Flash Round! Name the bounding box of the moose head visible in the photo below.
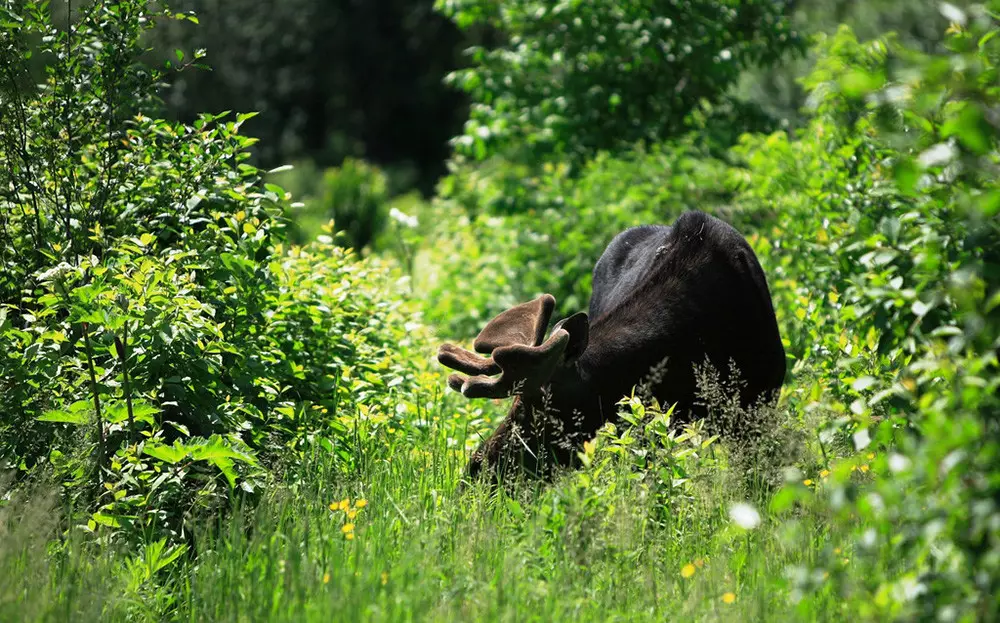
[438,210,787,485]
[438,294,594,480]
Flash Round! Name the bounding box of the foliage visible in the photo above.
[420,140,734,336]
[0,0,431,544]
[757,10,1000,619]
[735,0,952,132]
[276,158,391,251]
[437,0,803,167]
[3,1,1000,621]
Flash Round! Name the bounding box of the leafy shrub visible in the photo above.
[309,158,390,250]
[726,13,1000,619]
[272,158,413,251]
[421,140,736,336]
[0,1,435,544]
[437,0,803,166]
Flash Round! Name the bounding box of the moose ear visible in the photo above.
[551,312,589,362]
[473,294,556,354]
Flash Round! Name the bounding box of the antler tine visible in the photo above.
[438,293,566,400]
[450,329,570,399]
[438,343,501,377]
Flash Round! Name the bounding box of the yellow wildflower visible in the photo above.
[342,523,355,534]
[328,502,337,512]
[803,479,814,486]
[820,469,830,478]
[867,452,875,460]
[681,564,696,579]
[860,464,870,473]
[722,592,736,604]
[346,532,355,541]
[381,572,389,586]
[323,573,330,584]
[339,498,350,511]
[348,510,358,520]
[355,499,368,508]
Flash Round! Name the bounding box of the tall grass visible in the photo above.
[1,382,888,622]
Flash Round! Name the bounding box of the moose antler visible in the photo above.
[437,294,578,399]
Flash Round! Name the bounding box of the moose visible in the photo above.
[438,210,786,483]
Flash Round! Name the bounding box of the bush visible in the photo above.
[727,16,1000,620]
[438,0,803,166]
[0,1,433,544]
[420,138,749,337]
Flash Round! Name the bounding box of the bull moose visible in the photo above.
[438,210,786,483]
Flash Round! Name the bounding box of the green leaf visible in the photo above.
[104,402,130,424]
[840,69,884,98]
[941,104,991,155]
[131,401,160,425]
[143,442,189,465]
[37,406,91,425]
[144,538,188,575]
[769,486,799,514]
[91,512,121,528]
[980,190,1000,217]
[892,158,919,196]
[505,498,525,521]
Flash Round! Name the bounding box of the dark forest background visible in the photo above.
[148,0,947,198]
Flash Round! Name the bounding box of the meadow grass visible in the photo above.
[0,387,891,623]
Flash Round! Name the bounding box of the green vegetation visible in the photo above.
[1,0,999,621]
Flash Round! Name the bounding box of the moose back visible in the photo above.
[438,210,786,482]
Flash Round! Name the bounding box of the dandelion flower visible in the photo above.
[323,573,330,584]
[346,532,355,541]
[342,523,355,534]
[381,572,389,586]
[820,469,830,478]
[328,502,337,511]
[722,592,736,604]
[348,510,357,520]
[355,499,368,508]
[803,479,814,486]
[339,498,351,511]
[867,452,875,460]
[860,464,870,473]
[681,564,696,578]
